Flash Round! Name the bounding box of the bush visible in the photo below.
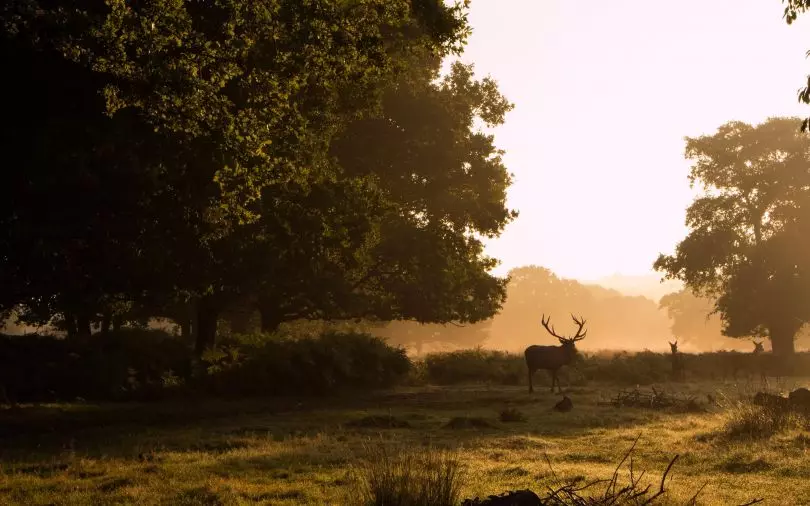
[578,351,670,385]
[422,348,524,385]
[200,331,412,397]
[351,445,464,506]
[0,329,411,402]
[0,329,191,402]
[414,347,810,387]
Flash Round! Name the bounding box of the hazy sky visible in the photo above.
[455,0,810,281]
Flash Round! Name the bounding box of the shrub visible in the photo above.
[0,329,191,402]
[579,351,670,385]
[414,347,810,387]
[201,331,412,397]
[351,445,464,506]
[422,348,524,385]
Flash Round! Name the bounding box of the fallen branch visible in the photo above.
[463,435,760,506]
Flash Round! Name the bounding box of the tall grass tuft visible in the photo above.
[722,401,807,440]
[352,444,465,506]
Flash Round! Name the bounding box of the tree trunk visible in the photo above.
[64,313,78,339]
[76,312,92,338]
[769,325,797,376]
[112,314,123,332]
[195,296,221,356]
[259,307,283,334]
[101,312,112,333]
[181,319,191,339]
[771,334,796,356]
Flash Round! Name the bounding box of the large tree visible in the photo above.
[654,117,810,356]
[189,59,516,350]
[1,1,515,352]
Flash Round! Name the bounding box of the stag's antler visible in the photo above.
[541,314,565,341]
[570,314,587,341]
[541,313,587,343]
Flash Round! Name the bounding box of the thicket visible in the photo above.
[0,330,411,403]
[6,329,810,404]
[415,348,810,386]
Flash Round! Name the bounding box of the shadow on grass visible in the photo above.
[0,384,712,462]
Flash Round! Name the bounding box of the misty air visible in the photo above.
[3,1,810,504]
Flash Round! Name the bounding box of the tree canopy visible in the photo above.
[1,0,516,352]
[654,117,810,355]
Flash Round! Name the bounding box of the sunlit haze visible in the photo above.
[454,0,810,282]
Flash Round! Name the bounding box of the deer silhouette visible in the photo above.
[525,314,587,393]
[669,340,684,381]
[751,340,769,385]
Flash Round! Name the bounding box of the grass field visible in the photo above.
[1,377,809,505]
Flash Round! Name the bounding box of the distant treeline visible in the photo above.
[10,264,809,354]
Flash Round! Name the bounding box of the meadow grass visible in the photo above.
[0,378,809,505]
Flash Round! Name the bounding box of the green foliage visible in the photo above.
[783,1,810,130]
[351,445,465,506]
[0,329,191,402]
[1,0,511,355]
[654,117,810,354]
[201,331,412,396]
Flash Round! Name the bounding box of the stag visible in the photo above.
[525,314,587,393]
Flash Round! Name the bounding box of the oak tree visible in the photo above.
[654,117,810,355]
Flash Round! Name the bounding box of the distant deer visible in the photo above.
[723,340,766,383]
[751,340,770,386]
[525,314,587,393]
[669,340,684,381]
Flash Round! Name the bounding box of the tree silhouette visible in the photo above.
[659,289,727,351]
[655,117,810,356]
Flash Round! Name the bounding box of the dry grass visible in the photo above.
[721,401,809,440]
[350,444,465,506]
[0,379,808,505]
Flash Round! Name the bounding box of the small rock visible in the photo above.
[553,396,573,412]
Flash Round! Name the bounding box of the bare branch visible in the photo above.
[735,500,765,506]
